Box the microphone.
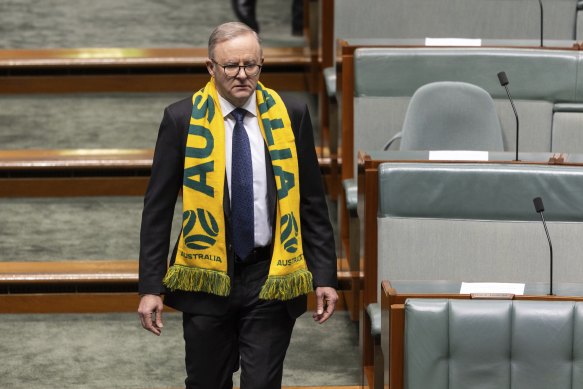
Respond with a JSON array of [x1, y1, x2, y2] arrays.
[[533, 197, 553, 295], [538, 0, 544, 47], [497, 71, 520, 161]]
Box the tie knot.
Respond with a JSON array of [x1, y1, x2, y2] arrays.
[[232, 108, 247, 124]]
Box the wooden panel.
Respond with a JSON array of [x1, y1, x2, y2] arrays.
[[0, 177, 150, 197], [340, 49, 355, 181], [0, 293, 144, 313], [0, 47, 310, 68], [0, 73, 309, 93], [0, 149, 153, 170], [363, 366, 374, 389], [0, 258, 351, 288], [363, 163, 378, 306], [389, 304, 405, 389], [321, 0, 335, 69], [0, 260, 138, 284], [0, 290, 347, 313], [0, 149, 330, 172], [0, 148, 332, 197]]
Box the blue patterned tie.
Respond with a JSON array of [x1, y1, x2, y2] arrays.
[[231, 108, 255, 260]]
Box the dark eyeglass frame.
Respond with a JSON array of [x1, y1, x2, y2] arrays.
[[211, 59, 263, 77]]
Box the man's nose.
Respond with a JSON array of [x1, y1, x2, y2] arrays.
[[235, 66, 248, 78]]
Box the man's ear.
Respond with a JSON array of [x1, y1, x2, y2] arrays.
[[205, 58, 215, 77]]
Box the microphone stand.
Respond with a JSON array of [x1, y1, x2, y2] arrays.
[[534, 196, 553, 296], [538, 0, 544, 47], [538, 210, 553, 295], [502, 83, 519, 161]]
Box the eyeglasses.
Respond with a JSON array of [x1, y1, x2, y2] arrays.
[[211, 59, 262, 77]]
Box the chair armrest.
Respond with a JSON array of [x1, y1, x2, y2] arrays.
[[343, 178, 358, 216], [323, 66, 337, 99]]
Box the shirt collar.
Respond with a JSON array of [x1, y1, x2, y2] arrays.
[[217, 91, 257, 119]]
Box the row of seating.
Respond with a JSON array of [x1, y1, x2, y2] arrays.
[[0, 148, 332, 197], [319, 0, 583, 156], [0, 47, 313, 94], [385, 297, 583, 389], [338, 46, 583, 325], [340, 46, 583, 297], [347, 46, 583, 179], [322, 0, 582, 92], [322, 11, 583, 379], [318, 2, 583, 387], [358, 157, 583, 388]]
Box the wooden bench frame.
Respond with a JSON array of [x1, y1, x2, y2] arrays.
[[0, 46, 314, 94], [381, 281, 583, 389], [0, 148, 333, 197], [357, 152, 583, 389], [0, 260, 350, 314]]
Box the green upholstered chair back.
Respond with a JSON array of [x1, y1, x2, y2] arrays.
[[335, 0, 576, 43], [404, 299, 583, 389], [376, 162, 583, 300], [399, 81, 504, 151]]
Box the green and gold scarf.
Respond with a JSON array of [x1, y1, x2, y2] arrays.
[[163, 79, 313, 301]]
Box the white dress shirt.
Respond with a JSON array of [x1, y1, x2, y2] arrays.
[[218, 92, 272, 247]]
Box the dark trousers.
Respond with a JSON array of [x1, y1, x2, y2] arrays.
[[231, 0, 304, 35], [183, 259, 296, 389]]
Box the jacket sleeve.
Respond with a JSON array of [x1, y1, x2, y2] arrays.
[[138, 102, 186, 295], [291, 101, 338, 289]]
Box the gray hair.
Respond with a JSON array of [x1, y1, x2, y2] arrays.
[[208, 22, 262, 59]]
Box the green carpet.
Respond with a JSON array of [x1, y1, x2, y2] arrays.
[[0, 0, 304, 49], [0, 92, 319, 150], [0, 311, 360, 388]]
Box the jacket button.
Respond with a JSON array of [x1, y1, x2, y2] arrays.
[[228, 243, 232, 251]]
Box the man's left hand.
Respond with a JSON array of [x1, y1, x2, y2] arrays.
[[312, 287, 338, 324]]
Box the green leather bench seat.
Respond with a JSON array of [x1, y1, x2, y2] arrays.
[[367, 162, 583, 335], [377, 162, 583, 295], [378, 163, 583, 221], [334, 0, 576, 43], [354, 48, 579, 101], [352, 47, 583, 170], [405, 299, 583, 389]]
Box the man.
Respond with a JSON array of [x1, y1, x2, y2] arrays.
[[138, 22, 338, 389]]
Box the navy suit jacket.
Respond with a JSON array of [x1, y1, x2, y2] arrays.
[[138, 93, 337, 318]]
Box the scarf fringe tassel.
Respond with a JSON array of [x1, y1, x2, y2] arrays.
[[163, 265, 231, 296], [259, 269, 314, 301]]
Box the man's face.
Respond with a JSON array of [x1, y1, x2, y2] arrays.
[[207, 33, 263, 107]]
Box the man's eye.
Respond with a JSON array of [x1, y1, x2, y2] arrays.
[[225, 65, 238, 70]]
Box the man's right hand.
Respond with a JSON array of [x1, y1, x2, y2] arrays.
[[138, 294, 164, 336]]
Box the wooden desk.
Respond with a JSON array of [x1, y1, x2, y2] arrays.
[[338, 39, 579, 184], [0, 148, 333, 197], [381, 280, 583, 389], [0, 47, 312, 93]]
